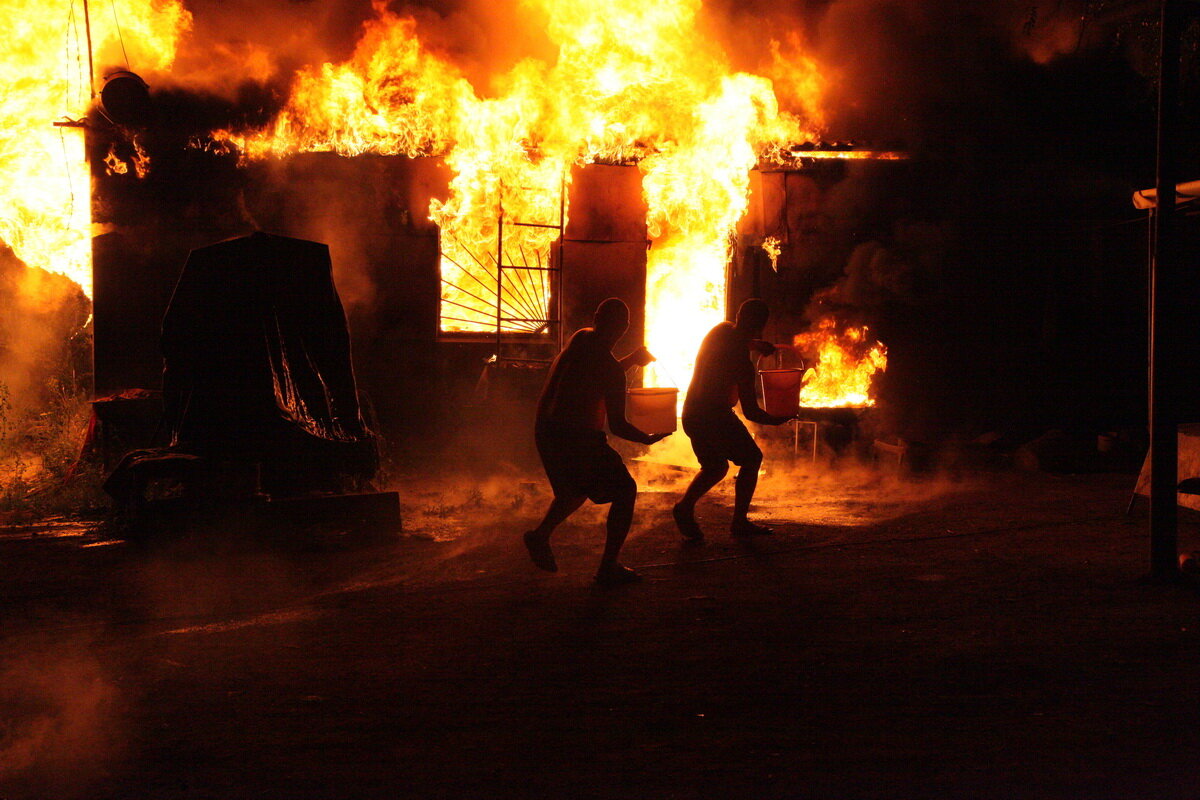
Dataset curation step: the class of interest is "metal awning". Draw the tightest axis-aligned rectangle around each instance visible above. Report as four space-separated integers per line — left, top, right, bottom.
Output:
1132 179 1200 209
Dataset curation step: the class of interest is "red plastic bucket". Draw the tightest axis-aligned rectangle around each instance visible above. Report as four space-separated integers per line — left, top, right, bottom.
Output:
758 369 803 417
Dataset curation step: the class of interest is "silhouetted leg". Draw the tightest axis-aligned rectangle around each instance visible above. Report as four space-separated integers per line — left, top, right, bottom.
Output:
525 494 585 572
679 464 729 511
731 448 771 535
531 494 585 539
596 477 641 585
673 464 728 539
600 476 637 568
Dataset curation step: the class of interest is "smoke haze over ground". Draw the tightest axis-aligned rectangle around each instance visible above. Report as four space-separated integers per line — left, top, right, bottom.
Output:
0 628 124 799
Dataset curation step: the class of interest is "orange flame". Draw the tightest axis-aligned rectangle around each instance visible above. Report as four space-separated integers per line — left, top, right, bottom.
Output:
2 0 894 408
794 318 887 408
218 0 828 382
0 0 190 298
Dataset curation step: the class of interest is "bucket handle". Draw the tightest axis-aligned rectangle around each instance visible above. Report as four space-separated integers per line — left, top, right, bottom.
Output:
629 362 679 390
756 345 804 371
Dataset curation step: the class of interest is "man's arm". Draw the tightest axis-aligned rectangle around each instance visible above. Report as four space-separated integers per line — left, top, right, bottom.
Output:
738 376 793 426
604 367 669 445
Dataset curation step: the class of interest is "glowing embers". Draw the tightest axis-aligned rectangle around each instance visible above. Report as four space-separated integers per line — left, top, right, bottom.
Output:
793 317 887 408
102 140 150 179
784 149 906 162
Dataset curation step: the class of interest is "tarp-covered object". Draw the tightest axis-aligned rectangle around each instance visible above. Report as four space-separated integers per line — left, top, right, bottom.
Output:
162 232 375 491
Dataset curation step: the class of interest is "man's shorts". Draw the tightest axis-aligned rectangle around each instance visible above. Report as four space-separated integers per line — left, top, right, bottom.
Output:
535 421 633 504
682 409 762 470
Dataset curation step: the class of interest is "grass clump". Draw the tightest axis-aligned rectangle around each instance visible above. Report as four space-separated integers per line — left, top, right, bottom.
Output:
0 379 107 525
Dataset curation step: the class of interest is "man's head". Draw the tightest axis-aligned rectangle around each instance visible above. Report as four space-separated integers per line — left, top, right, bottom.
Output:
735 298 770 337
593 297 630 346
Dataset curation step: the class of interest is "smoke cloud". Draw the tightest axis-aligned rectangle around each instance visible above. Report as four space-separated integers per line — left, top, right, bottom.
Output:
0 246 90 426
705 0 1102 146
155 0 558 105
147 0 1088 131
0 631 123 800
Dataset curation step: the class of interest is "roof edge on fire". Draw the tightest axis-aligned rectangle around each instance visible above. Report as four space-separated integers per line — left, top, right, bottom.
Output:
586 142 907 170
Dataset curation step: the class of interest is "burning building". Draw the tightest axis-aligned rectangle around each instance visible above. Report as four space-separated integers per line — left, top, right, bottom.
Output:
4 0 930 472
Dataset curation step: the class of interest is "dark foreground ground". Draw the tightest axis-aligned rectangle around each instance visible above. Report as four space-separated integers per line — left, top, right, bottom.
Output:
1 467 1198 799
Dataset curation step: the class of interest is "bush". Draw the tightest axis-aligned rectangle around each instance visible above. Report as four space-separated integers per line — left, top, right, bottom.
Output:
0 380 108 525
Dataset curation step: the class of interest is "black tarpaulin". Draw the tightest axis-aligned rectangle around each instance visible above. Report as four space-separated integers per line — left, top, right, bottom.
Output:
162 232 375 488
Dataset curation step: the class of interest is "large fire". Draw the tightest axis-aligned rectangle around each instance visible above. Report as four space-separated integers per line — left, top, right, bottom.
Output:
0 0 189 298
794 318 888 408
218 0 826 386
4 0 889 406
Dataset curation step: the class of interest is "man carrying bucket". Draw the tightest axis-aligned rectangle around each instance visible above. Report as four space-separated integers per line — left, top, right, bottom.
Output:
524 298 668 586
674 298 794 540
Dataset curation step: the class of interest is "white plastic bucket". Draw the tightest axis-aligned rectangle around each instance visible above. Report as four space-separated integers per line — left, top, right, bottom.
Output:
626 387 678 435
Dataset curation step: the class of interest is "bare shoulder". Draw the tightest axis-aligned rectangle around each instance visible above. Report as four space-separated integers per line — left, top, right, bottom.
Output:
600 352 625 387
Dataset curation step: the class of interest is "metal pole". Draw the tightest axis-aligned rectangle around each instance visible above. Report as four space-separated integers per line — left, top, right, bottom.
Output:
558 171 566 353
496 201 504 361
1149 0 1185 581
82 0 95 97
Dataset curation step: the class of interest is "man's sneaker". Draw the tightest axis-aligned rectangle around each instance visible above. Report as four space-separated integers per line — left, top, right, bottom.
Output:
673 503 705 541
594 563 642 587
731 519 773 537
523 531 557 572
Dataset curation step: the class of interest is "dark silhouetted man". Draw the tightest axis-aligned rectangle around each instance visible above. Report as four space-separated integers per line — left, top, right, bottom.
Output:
674 298 793 540
525 298 667 586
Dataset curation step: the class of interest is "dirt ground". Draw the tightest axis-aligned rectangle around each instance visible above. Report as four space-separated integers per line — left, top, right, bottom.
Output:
1 465 1198 799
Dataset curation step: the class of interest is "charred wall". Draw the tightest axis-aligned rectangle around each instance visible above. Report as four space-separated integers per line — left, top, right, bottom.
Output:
90 124 246 397
91 123 921 465
97 126 1093 459
89 130 656 464
90 122 450 460
96 110 1135 459
564 164 647 358
240 153 447 457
